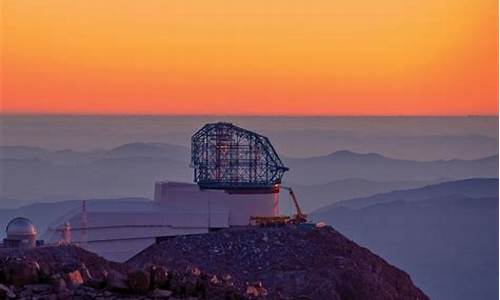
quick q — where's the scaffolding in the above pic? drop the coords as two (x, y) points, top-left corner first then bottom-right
(191, 122), (289, 189)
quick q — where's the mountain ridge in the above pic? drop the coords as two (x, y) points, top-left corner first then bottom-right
(316, 177), (499, 211)
(311, 178), (499, 300)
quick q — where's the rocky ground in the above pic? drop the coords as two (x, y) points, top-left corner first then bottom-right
(130, 225), (429, 300)
(0, 245), (245, 299)
(0, 225), (429, 300)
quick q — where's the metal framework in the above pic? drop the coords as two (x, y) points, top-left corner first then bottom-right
(191, 122), (288, 189)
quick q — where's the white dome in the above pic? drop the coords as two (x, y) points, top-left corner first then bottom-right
(6, 217), (37, 237)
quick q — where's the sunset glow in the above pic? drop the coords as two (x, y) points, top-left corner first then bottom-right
(2, 0), (498, 115)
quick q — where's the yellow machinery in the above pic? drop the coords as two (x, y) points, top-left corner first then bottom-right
(249, 186), (308, 226)
(249, 216), (291, 226)
(281, 186), (308, 224)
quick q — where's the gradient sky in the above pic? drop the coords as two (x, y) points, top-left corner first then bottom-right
(1, 0), (498, 115)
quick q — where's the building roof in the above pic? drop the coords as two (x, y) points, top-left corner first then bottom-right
(6, 217), (37, 237)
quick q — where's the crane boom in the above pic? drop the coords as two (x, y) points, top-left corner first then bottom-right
(281, 186), (308, 224)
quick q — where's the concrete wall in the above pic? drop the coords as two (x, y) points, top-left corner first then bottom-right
(43, 181), (279, 262)
(43, 202), (224, 262)
(155, 181), (279, 226)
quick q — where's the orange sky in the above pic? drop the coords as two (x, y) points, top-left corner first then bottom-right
(1, 0), (498, 115)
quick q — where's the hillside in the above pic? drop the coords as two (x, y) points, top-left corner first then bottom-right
(312, 178), (499, 300)
(128, 225), (429, 300)
(0, 226), (428, 299)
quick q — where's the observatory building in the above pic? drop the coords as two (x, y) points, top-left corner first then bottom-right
(43, 123), (288, 262)
(3, 217), (40, 249)
(156, 122), (288, 225)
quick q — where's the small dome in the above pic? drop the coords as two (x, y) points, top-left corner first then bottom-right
(6, 217), (37, 237)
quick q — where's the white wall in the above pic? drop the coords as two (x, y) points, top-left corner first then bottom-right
(155, 181), (279, 225)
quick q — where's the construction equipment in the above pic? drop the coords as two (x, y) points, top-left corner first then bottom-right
(249, 186), (308, 226)
(249, 216), (291, 226)
(281, 186), (308, 224)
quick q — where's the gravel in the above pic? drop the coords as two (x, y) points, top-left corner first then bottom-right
(128, 225), (429, 300)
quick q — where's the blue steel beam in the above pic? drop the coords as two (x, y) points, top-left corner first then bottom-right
(191, 122), (288, 189)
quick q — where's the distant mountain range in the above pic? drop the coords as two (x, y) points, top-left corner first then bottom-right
(263, 129), (498, 160)
(283, 178), (442, 213)
(312, 178), (499, 300)
(0, 142), (189, 164)
(1, 143), (497, 208)
(317, 178), (499, 210)
(284, 150), (498, 184)
(3, 116), (497, 161)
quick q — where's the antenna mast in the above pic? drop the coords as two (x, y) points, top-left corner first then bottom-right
(80, 200), (88, 248)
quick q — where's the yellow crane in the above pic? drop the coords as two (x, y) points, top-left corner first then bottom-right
(249, 186), (308, 226)
(281, 186), (308, 224)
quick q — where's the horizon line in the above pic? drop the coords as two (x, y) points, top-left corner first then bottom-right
(0, 113), (498, 118)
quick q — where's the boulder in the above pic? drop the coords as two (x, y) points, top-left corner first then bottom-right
(57, 289), (74, 300)
(25, 283), (53, 293)
(64, 270), (84, 288)
(36, 263), (53, 281)
(84, 277), (105, 289)
(19, 287), (34, 298)
(43, 293), (58, 300)
(78, 263), (93, 282)
(2, 259), (40, 286)
(128, 269), (151, 294)
(149, 288), (173, 298)
(245, 281), (268, 297)
(106, 270), (129, 292)
(49, 274), (67, 292)
(0, 283), (16, 298)
(191, 267), (201, 276)
(209, 275), (219, 285)
(151, 265), (170, 288)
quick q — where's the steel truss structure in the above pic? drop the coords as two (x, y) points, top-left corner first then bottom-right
(191, 122), (289, 189)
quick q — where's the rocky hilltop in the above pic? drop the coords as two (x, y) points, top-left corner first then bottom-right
(130, 225), (428, 300)
(0, 245), (244, 299)
(0, 225), (429, 299)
